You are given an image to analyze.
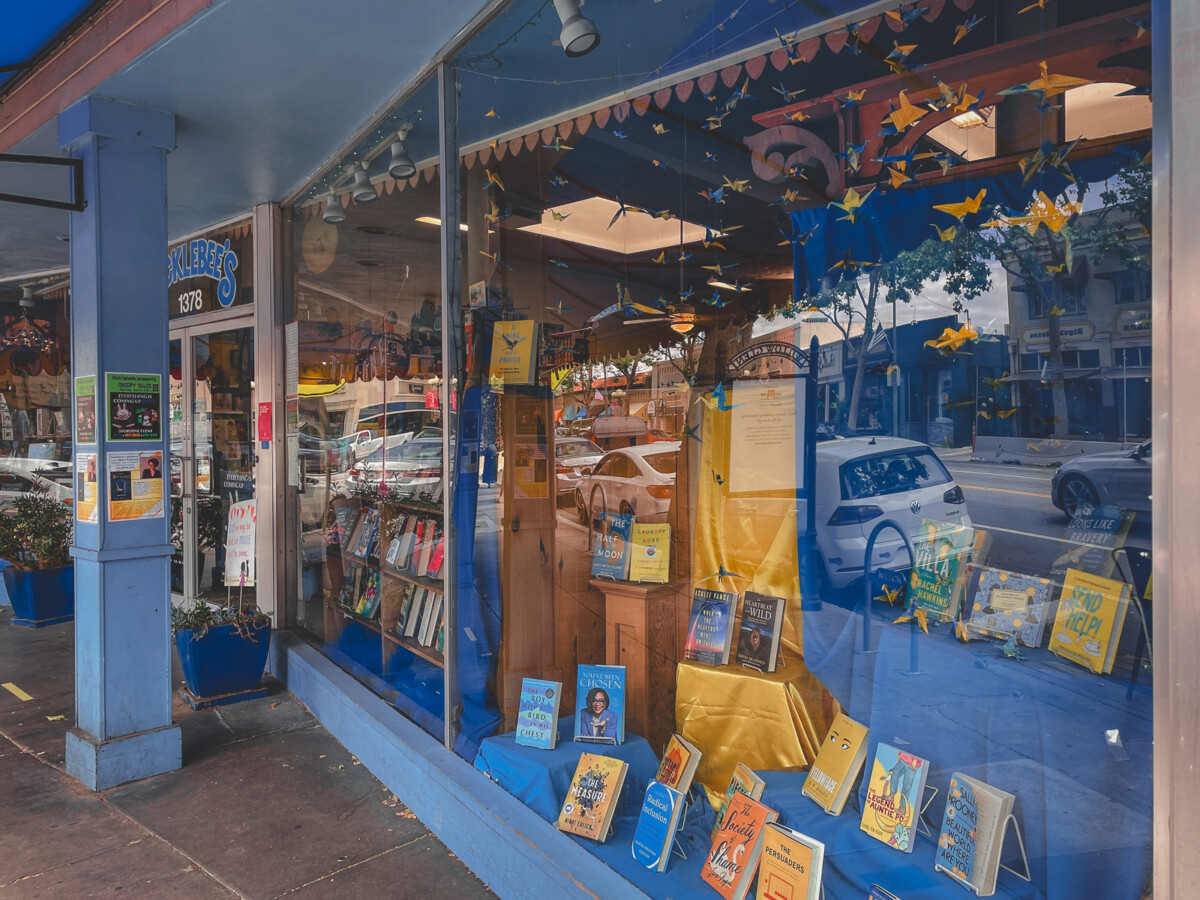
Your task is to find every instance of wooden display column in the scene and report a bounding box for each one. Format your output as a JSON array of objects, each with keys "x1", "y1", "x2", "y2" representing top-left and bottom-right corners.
[{"x1": 590, "y1": 578, "x2": 682, "y2": 753}]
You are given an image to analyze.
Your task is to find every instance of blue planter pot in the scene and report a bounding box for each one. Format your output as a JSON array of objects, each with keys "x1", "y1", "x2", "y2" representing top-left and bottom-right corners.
[
  {"x1": 174, "y1": 622, "x2": 271, "y2": 708},
  {"x1": 5, "y1": 565, "x2": 73, "y2": 627}
]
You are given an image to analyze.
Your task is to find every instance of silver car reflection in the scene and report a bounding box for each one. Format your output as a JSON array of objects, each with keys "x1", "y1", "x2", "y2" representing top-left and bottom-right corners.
[{"x1": 1051, "y1": 440, "x2": 1151, "y2": 517}]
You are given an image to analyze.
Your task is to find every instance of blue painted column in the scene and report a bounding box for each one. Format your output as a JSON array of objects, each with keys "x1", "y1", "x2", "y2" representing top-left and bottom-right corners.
[{"x1": 59, "y1": 98, "x2": 180, "y2": 790}]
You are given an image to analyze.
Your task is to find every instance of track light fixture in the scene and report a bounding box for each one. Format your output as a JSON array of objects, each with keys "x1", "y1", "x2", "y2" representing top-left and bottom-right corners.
[
  {"x1": 389, "y1": 124, "x2": 416, "y2": 179},
  {"x1": 552, "y1": 0, "x2": 600, "y2": 58},
  {"x1": 352, "y1": 163, "x2": 378, "y2": 204},
  {"x1": 323, "y1": 195, "x2": 346, "y2": 224}
]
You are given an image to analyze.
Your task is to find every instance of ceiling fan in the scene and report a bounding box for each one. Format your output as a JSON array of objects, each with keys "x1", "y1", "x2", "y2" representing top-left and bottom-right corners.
[{"x1": 621, "y1": 303, "x2": 728, "y2": 334}]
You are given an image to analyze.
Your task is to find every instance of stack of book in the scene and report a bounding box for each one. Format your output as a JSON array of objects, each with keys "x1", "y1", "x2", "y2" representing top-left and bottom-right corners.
[
  {"x1": 384, "y1": 513, "x2": 443, "y2": 579},
  {"x1": 395, "y1": 583, "x2": 445, "y2": 652}
]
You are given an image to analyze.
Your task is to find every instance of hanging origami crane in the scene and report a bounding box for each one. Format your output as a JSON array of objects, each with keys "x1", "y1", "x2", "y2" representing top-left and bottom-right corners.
[
  {"x1": 880, "y1": 91, "x2": 928, "y2": 133},
  {"x1": 778, "y1": 225, "x2": 819, "y2": 247},
  {"x1": 829, "y1": 251, "x2": 878, "y2": 274},
  {"x1": 924, "y1": 324, "x2": 979, "y2": 356},
  {"x1": 886, "y1": 5, "x2": 925, "y2": 29},
  {"x1": 542, "y1": 136, "x2": 572, "y2": 152},
  {"x1": 998, "y1": 61, "x2": 1093, "y2": 112},
  {"x1": 483, "y1": 169, "x2": 504, "y2": 191},
  {"x1": 829, "y1": 185, "x2": 875, "y2": 223},
  {"x1": 983, "y1": 372, "x2": 1010, "y2": 390},
  {"x1": 932, "y1": 189, "x2": 987, "y2": 220},
  {"x1": 836, "y1": 142, "x2": 868, "y2": 174},
  {"x1": 931, "y1": 223, "x2": 957, "y2": 242},
  {"x1": 545, "y1": 297, "x2": 575, "y2": 316},
  {"x1": 953, "y1": 14, "x2": 984, "y2": 44}
]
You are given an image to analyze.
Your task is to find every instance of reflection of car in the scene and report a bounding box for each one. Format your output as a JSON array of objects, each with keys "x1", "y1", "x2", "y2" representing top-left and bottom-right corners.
[
  {"x1": 1051, "y1": 440, "x2": 1151, "y2": 517},
  {"x1": 345, "y1": 437, "x2": 442, "y2": 495},
  {"x1": 554, "y1": 438, "x2": 604, "y2": 500},
  {"x1": 812, "y1": 437, "x2": 972, "y2": 589},
  {"x1": 574, "y1": 442, "x2": 680, "y2": 524},
  {"x1": 0, "y1": 461, "x2": 73, "y2": 511}
]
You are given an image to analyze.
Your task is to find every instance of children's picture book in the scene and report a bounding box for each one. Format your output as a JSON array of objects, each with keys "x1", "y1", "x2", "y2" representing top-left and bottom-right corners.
[
  {"x1": 934, "y1": 772, "x2": 1017, "y2": 897},
  {"x1": 556, "y1": 752, "x2": 628, "y2": 842},
  {"x1": 736, "y1": 591, "x2": 786, "y2": 673},
  {"x1": 628, "y1": 523, "x2": 670, "y2": 583},
  {"x1": 908, "y1": 520, "x2": 975, "y2": 621},
  {"x1": 353, "y1": 569, "x2": 382, "y2": 619},
  {"x1": 756, "y1": 823, "x2": 824, "y2": 900},
  {"x1": 684, "y1": 589, "x2": 737, "y2": 666},
  {"x1": 574, "y1": 664, "x2": 626, "y2": 745},
  {"x1": 710, "y1": 763, "x2": 766, "y2": 842},
  {"x1": 860, "y1": 743, "x2": 930, "y2": 853},
  {"x1": 515, "y1": 678, "x2": 562, "y2": 751},
  {"x1": 630, "y1": 780, "x2": 686, "y2": 873},
  {"x1": 1049, "y1": 568, "x2": 1131, "y2": 674},
  {"x1": 655, "y1": 733, "x2": 701, "y2": 795},
  {"x1": 964, "y1": 565, "x2": 1053, "y2": 647},
  {"x1": 701, "y1": 793, "x2": 778, "y2": 900},
  {"x1": 802, "y1": 712, "x2": 869, "y2": 816},
  {"x1": 591, "y1": 512, "x2": 634, "y2": 580}
]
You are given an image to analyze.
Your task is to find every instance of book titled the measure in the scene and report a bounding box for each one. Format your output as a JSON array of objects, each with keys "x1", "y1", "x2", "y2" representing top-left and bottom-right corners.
[
  {"x1": 556, "y1": 752, "x2": 628, "y2": 842},
  {"x1": 514, "y1": 678, "x2": 562, "y2": 750},
  {"x1": 684, "y1": 588, "x2": 737, "y2": 666}
]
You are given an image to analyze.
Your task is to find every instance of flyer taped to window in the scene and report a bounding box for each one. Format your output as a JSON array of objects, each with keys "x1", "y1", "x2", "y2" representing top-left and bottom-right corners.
[{"x1": 107, "y1": 450, "x2": 165, "y2": 521}]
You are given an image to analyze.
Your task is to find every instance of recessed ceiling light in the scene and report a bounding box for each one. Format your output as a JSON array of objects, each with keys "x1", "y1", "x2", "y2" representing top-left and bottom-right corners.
[
  {"x1": 357, "y1": 225, "x2": 388, "y2": 235},
  {"x1": 355, "y1": 259, "x2": 380, "y2": 267},
  {"x1": 415, "y1": 216, "x2": 470, "y2": 232},
  {"x1": 950, "y1": 109, "x2": 986, "y2": 129}
]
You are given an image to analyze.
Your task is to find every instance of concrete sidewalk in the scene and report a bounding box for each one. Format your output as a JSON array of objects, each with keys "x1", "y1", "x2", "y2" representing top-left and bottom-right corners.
[{"x1": 0, "y1": 607, "x2": 495, "y2": 899}]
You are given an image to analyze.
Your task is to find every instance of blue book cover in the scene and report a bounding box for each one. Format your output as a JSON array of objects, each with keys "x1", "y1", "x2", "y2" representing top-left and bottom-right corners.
[
  {"x1": 515, "y1": 678, "x2": 562, "y2": 750},
  {"x1": 631, "y1": 780, "x2": 685, "y2": 872},
  {"x1": 590, "y1": 512, "x2": 634, "y2": 580},
  {"x1": 935, "y1": 773, "x2": 978, "y2": 886},
  {"x1": 684, "y1": 589, "x2": 736, "y2": 665},
  {"x1": 575, "y1": 664, "x2": 626, "y2": 745}
]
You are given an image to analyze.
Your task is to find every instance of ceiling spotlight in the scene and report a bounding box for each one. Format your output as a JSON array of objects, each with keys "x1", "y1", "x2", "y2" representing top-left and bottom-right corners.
[
  {"x1": 20, "y1": 287, "x2": 34, "y2": 308},
  {"x1": 389, "y1": 124, "x2": 416, "y2": 179},
  {"x1": 323, "y1": 195, "x2": 346, "y2": 224},
  {"x1": 352, "y1": 163, "x2": 378, "y2": 204},
  {"x1": 552, "y1": 0, "x2": 600, "y2": 58}
]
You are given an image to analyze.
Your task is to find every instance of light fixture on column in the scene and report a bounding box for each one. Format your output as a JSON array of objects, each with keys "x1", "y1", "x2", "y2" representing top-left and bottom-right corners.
[
  {"x1": 352, "y1": 163, "x2": 378, "y2": 204},
  {"x1": 553, "y1": 0, "x2": 600, "y2": 57},
  {"x1": 389, "y1": 124, "x2": 416, "y2": 179},
  {"x1": 323, "y1": 194, "x2": 346, "y2": 224}
]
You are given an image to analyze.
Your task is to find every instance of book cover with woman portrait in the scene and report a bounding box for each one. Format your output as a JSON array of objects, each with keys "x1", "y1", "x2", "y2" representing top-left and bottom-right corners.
[{"x1": 574, "y1": 664, "x2": 626, "y2": 745}]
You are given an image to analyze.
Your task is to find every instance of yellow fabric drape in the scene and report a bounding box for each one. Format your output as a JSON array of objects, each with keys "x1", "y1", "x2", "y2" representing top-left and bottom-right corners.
[{"x1": 677, "y1": 391, "x2": 838, "y2": 802}]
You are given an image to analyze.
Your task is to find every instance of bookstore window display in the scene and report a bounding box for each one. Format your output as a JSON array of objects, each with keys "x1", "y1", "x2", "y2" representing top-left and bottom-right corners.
[
  {"x1": 451, "y1": 0, "x2": 1155, "y2": 899},
  {"x1": 286, "y1": 78, "x2": 453, "y2": 744}
]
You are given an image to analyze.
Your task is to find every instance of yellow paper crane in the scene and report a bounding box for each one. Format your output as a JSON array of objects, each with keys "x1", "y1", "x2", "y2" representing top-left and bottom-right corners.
[
  {"x1": 884, "y1": 90, "x2": 929, "y2": 131},
  {"x1": 829, "y1": 185, "x2": 875, "y2": 224},
  {"x1": 933, "y1": 189, "x2": 987, "y2": 220},
  {"x1": 888, "y1": 163, "x2": 912, "y2": 188},
  {"x1": 924, "y1": 324, "x2": 979, "y2": 356},
  {"x1": 932, "y1": 223, "x2": 957, "y2": 242},
  {"x1": 1000, "y1": 60, "x2": 1093, "y2": 103},
  {"x1": 1004, "y1": 191, "x2": 1079, "y2": 235}
]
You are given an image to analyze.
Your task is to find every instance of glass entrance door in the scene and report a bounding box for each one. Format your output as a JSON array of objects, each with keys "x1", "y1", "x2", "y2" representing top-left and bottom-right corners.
[{"x1": 170, "y1": 321, "x2": 256, "y2": 605}]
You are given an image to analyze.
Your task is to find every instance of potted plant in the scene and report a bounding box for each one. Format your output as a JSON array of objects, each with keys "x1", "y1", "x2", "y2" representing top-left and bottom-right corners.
[
  {"x1": 0, "y1": 491, "x2": 74, "y2": 627},
  {"x1": 171, "y1": 598, "x2": 272, "y2": 709}
]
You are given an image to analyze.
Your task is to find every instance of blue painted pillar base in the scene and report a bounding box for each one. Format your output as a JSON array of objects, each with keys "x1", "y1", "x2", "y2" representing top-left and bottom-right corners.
[{"x1": 66, "y1": 723, "x2": 182, "y2": 791}]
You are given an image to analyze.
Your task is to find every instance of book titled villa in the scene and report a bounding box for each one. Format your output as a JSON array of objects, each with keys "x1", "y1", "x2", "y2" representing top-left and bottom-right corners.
[
  {"x1": 701, "y1": 793, "x2": 778, "y2": 900},
  {"x1": 1049, "y1": 568, "x2": 1131, "y2": 674},
  {"x1": 556, "y1": 752, "x2": 628, "y2": 842},
  {"x1": 802, "y1": 712, "x2": 869, "y2": 816},
  {"x1": 590, "y1": 512, "x2": 634, "y2": 580},
  {"x1": 860, "y1": 743, "x2": 930, "y2": 853},
  {"x1": 965, "y1": 565, "x2": 1053, "y2": 647},
  {"x1": 574, "y1": 664, "x2": 626, "y2": 745},
  {"x1": 684, "y1": 588, "x2": 737, "y2": 666},
  {"x1": 934, "y1": 772, "x2": 1017, "y2": 897},
  {"x1": 515, "y1": 678, "x2": 562, "y2": 750},
  {"x1": 736, "y1": 591, "x2": 786, "y2": 673},
  {"x1": 655, "y1": 733, "x2": 701, "y2": 795},
  {"x1": 630, "y1": 780, "x2": 686, "y2": 872},
  {"x1": 756, "y1": 823, "x2": 824, "y2": 900},
  {"x1": 909, "y1": 520, "x2": 975, "y2": 621},
  {"x1": 711, "y1": 763, "x2": 766, "y2": 843},
  {"x1": 628, "y1": 523, "x2": 670, "y2": 583}
]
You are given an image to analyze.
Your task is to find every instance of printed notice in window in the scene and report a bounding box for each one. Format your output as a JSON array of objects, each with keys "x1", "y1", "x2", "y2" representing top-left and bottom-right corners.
[{"x1": 729, "y1": 380, "x2": 802, "y2": 495}]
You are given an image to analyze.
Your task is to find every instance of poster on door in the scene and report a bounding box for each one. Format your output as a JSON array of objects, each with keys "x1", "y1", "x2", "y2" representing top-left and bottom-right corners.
[
  {"x1": 106, "y1": 450, "x2": 165, "y2": 521},
  {"x1": 224, "y1": 499, "x2": 256, "y2": 587},
  {"x1": 75, "y1": 452, "x2": 98, "y2": 524}
]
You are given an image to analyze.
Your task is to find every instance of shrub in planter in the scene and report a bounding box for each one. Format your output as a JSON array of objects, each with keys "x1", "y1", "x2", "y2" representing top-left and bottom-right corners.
[
  {"x1": 171, "y1": 599, "x2": 273, "y2": 708},
  {"x1": 0, "y1": 492, "x2": 74, "y2": 627}
]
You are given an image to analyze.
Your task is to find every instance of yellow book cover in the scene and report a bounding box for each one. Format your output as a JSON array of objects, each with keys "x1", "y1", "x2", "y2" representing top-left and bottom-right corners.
[
  {"x1": 556, "y1": 752, "x2": 628, "y2": 842},
  {"x1": 488, "y1": 320, "x2": 537, "y2": 386},
  {"x1": 655, "y1": 733, "x2": 699, "y2": 793},
  {"x1": 802, "y1": 713, "x2": 869, "y2": 815},
  {"x1": 757, "y1": 823, "x2": 824, "y2": 900},
  {"x1": 628, "y1": 524, "x2": 670, "y2": 583},
  {"x1": 1049, "y1": 568, "x2": 1130, "y2": 674}
]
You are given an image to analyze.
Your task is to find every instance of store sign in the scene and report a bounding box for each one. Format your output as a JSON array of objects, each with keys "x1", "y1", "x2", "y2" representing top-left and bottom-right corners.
[
  {"x1": 1115, "y1": 309, "x2": 1151, "y2": 337},
  {"x1": 168, "y1": 235, "x2": 247, "y2": 319},
  {"x1": 1021, "y1": 322, "x2": 1094, "y2": 345}
]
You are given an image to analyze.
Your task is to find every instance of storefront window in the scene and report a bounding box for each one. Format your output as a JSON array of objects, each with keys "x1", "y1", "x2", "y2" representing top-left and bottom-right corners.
[
  {"x1": 287, "y1": 77, "x2": 447, "y2": 741},
  {"x1": 445, "y1": 0, "x2": 1154, "y2": 897}
]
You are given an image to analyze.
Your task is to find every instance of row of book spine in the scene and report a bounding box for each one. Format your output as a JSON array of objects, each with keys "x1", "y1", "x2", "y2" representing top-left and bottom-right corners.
[
  {"x1": 396, "y1": 583, "x2": 445, "y2": 652},
  {"x1": 384, "y1": 514, "x2": 444, "y2": 580}
]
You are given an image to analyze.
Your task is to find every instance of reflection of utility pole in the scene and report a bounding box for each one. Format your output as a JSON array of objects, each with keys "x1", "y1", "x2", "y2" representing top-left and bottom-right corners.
[{"x1": 891, "y1": 298, "x2": 898, "y2": 437}]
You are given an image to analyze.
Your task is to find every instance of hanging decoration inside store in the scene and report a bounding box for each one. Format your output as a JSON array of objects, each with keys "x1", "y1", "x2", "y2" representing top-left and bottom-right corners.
[{"x1": 0, "y1": 287, "x2": 66, "y2": 379}]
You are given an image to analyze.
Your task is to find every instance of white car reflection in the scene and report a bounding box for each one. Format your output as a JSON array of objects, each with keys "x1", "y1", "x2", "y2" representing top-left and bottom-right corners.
[{"x1": 574, "y1": 442, "x2": 679, "y2": 524}]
